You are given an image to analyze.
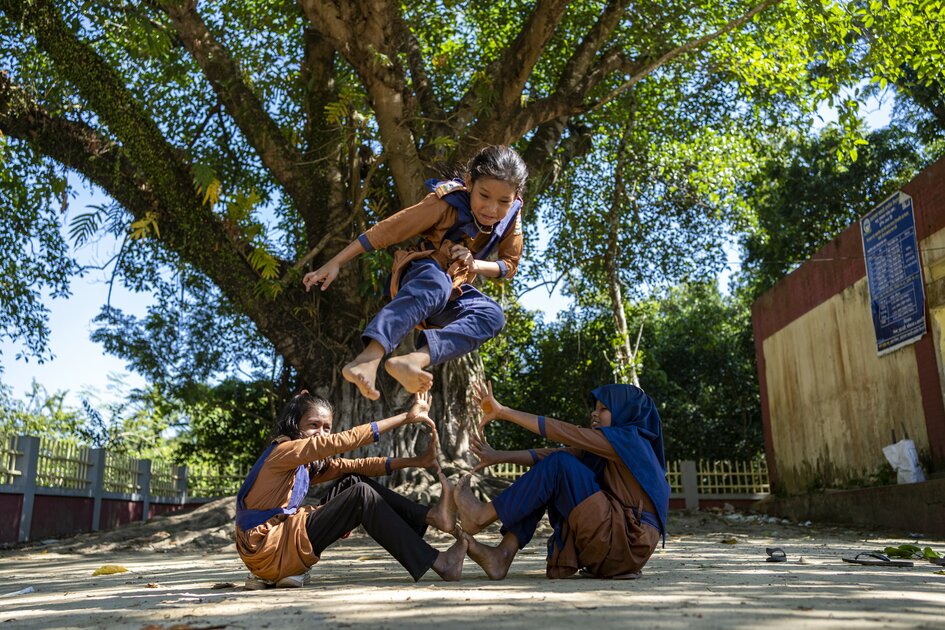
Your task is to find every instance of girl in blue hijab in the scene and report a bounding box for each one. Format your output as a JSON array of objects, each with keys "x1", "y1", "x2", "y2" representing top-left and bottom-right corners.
[{"x1": 455, "y1": 382, "x2": 669, "y2": 579}]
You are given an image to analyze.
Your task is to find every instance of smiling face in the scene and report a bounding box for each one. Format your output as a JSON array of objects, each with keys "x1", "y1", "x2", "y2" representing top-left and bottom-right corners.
[
  {"x1": 466, "y1": 176, "x2": 517, "y2": 227},
  {"x1": 590, "y1": 400, "x2": 612, "y2": 429},
  {"x1": 299, "y1": 405, "x2": 333, "y2": 439}
]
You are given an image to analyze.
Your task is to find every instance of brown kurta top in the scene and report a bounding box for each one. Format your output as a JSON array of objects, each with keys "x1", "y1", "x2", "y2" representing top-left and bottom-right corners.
[
  {"x1": 532, "y1": 418, "x2": 661, "y2": 578},
  {"x1": 235, "y1": 424, "x2": 389, "y2": 581},
  {"x1": 360, "y1": 190, "x2": 524, "y2": 298}
]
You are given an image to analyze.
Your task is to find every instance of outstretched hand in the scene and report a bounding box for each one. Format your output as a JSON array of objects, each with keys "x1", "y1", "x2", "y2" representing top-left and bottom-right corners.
[
  {"x1": 470, "y1": 433, "x2": 500, "y2": 473},
  {"x1": 472, "y1": 381, "x2": 503, "y2": 437},
  {"x1": 302, "y1": 260, "x2": 340, "y2": 292},
  {"x1": 407, "y1": 391, "x2": 431, "y2": 421},
  {"x1": 405, "y1": 391, "x2": 436, "y2": 434},
  {"x1": 414, "y1": 426, "x2": 441, "y2": 472}
]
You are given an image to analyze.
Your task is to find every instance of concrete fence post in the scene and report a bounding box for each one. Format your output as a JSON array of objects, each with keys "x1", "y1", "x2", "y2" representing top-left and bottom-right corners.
[
  {"x1": 14, "y1": 436, "x2": 40, "y2": 543},
  {"x1": 89, "y1": 448, "x2": 106, "y2": 532},
  {"x1": 177, "y1": 464, "x2": 188, "y2": 505},
  {"x1": 140, "y1": 459, "x2": 152, "y2": 522},
  {"x1": 681, "y1": 460, "x2": 699, "y2": 510}
]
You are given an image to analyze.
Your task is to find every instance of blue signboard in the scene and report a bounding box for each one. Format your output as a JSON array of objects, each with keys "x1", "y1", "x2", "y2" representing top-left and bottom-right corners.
[{"x1": 860, "y1": 192, "x2": 926, "y2": 355}]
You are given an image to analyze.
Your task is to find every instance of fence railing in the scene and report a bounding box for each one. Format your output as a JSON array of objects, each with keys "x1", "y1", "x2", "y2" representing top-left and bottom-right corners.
[
  {"x1": 187, "y1": 462, "x2": 251, "y2": 498},
  {"x1": 0, "y1": 434, "x2": 224, "y2": 542},
  {"x1": 1, "y1": 432, "x2": 770, "y2": 542},
  {"x1": 1, "y1": 434, "x2": 20, "y2": 486},
  {"x1": 492, "y1": 457, "x2": 769, "y2": 509}
]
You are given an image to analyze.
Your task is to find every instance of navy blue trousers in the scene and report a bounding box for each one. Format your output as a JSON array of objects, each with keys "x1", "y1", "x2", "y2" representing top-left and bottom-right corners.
[
  {"x1": 306, "y1": 475, "x2": 436, "y2": 582},
  {"x1": 491, "y1": 451, "x2": 600, "y2": 551},
  {"x1": 361, "y1": 258, "x2": 506, "y2": 366}
]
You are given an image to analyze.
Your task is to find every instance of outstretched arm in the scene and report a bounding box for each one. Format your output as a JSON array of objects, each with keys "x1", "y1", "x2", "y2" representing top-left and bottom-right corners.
[
  {"x1": 302, "y1": 239, "x2": 366, "y2": 291},
  {"x1": 470, "y1": 434, "x2": 544, "y2": 472},
  {"x1": 269, "y1": 394, "x2": 434, "y2": 469},
  {"x1": 304, "y1": 195, "x2": 445, "y2": 292},
  {"x1": 473, "y1": 381, "x2": 617, "y2": 460}
]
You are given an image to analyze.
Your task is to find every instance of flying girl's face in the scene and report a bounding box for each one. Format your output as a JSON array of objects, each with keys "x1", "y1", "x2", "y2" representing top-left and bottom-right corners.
[
  {"x1": 466, "y1": 176, "x2": 517, "y2": 228},
  {"x1": 299, "y1": 406, "x2": 333, "y2": 439},
  {"x1": 590, "y1": 400, "x2": 612, "y2": 429}
]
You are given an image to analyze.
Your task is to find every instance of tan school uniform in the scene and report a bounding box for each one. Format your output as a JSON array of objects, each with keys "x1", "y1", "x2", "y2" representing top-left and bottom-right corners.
[
  {"x1": 235, "y1": 425, "x2": 388, "y2": 581},
  {"x1": 359, "y1": 189, "x2": 524, "y2": 299},
  {"x1": 531, "y1": 418, "x2": 662, "y2": 578}
]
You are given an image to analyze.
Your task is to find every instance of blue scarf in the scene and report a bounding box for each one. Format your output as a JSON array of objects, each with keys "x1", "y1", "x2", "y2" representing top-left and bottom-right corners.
[
  {"x1": 591, "y1": 384, "x2": 669, "y2": 538},
  {"x1": 235, "y1": 442, "x2": 310, "y2": 532},
  {"x1": 424, "y1": 178, "x2": 522, "y2": 260}
]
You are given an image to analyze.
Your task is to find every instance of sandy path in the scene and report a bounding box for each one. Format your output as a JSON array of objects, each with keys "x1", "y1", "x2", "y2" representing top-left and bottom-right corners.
[{"x1": 1, "y1": 512, "x2": 943, "y2": 629}]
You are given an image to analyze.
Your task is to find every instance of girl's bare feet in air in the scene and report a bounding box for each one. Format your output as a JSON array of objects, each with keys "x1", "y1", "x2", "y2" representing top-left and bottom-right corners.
[
  {"x1": 385, "y1": 351, "x2": 434, "y2": 393},
  {"x1": 426, "y1": 471, "x2": 458, "y2": 534},
  {"x1": 431, "y1": 536, "x2": 467, "y2": 581},
  {"x1": 342, "y1": 341, "x2": 384, "y2": 400},
  {"x1": 454, "y1": 474, "x2": 497, "y2": 534},
  {"x1": 462, "y1": 532, "x2": 516, "y2": 581}
]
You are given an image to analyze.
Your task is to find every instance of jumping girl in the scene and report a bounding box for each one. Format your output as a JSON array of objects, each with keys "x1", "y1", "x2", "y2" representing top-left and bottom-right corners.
[{"x1": 303, "y1": 145, "x2": 528, "y2": 400}]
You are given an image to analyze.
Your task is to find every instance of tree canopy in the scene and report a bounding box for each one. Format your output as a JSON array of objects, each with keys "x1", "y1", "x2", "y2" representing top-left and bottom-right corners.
[{"x1": 2, "y1": 0, "x2": 944, "y2": 465}]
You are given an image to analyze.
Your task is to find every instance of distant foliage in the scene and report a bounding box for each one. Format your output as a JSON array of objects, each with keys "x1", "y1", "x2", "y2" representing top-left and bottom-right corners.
[{"x1": 481, "y1": 282, "x2": 762, "y2": 460}]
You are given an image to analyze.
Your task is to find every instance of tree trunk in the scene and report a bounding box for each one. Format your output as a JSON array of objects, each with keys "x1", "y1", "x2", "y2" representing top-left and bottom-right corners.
[{"x1": 605, "y1": 109, "x2": 641, "y2": 386}]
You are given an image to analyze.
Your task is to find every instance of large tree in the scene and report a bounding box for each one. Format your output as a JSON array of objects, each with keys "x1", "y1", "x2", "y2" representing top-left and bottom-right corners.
[
  {"x1": 0, "y1": 0, "x2": 786, "y2": 467},
  {"x1": 3, "y1": 0, "x2": 942, "y2": 469}
]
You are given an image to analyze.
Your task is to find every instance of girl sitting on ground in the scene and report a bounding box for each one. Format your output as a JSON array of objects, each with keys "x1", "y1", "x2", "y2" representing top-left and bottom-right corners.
[
  {"x1": 454, "y1": 382, "x2": 669, "y2": 580},
  {"x1": 235, "y1": 391, "x2": 465, "y2": 587}
]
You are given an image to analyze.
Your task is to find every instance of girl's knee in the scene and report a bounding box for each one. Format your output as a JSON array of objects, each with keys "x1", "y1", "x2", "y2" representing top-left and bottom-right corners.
[
  {"x1": 481, "y1": 299, "x2": 506, "y2": 336},
  {"x1": 351, "y1": 481, "x2": 380, "y2": 504},
  {"x1": 540, "y1": 451, "x2": 587, "y2": 476}
]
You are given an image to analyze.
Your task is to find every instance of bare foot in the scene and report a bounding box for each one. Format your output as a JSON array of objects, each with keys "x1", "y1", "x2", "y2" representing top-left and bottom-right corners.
[
  {"x1": 426, "y1": 471, "x2": 457, "y2": 534},
  {"x1": 385, "y1": 352, "x2": 434, "y2": 393},
  {"x1": 431, "y1": 536, "x2": 467, "y2": 582},
  {"x1": 342, "y1": 356, "x2": 381, "y2": 400},
  {"x1": 463, "y1": 532, "x2": 514, "y2": 580},
  {"x1": 454, "y1": 474, "x2": 496, "y2": 534}
]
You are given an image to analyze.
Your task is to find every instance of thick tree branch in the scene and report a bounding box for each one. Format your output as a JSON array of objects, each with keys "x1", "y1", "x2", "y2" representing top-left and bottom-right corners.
[
  {"x1": 498, "y1": 0, "x2": 782, "y2": 143},
  {"x1": 300, "y1": 25, "x2": 346, "y2": 235},
  {"x1": 456, "y1": 0, "x2": 628, "y2": 156},
  {"x1": 156, "y1": 0, "x2": 314, "y2": 212},
  {"x1": 0, "y1": 0, "x2": 195, "y2": 213},
  {"x1": 0, "y1": 4, "x2": 321, "y2": 372},
  {"x1": 453, "y1": 0, "x2": 570, "y2": 130},
  {"x1": 554, "y1": 0, "x2": 632, "y2": 95},
  {"x1": 590, "y1": 0, "x2": 784, "y2": 111},
  {"x1": 394, "y1": 16, "x2": 446, "y2": 128},
  {"x1": 299, "y1": 0, "x2": 426, "y2": 204},
  {"x1": 0, "y1": 72, "x2": 158, "y2": 221},
  {"x1": 522, "y1": 118, "x2": 594, "y2": 200}
]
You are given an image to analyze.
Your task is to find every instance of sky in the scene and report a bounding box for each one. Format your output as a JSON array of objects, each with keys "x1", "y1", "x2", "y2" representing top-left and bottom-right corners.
[{"x1": 0, "y1": 92, "x2": 895, "y2": 410}]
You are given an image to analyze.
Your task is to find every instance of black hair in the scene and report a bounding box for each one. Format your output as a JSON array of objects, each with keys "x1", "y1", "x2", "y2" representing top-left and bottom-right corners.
[
  {"x1": 273, "y1": 390, "x2": 334, "y2": 440},
  {"x1": 466, "y1": 145, "x2": 528, "y2": 195}
]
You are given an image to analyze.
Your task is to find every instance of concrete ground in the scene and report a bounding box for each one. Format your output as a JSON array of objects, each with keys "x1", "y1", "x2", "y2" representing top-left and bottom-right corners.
[{"x1": 1, "y1": 510, "x2": 943, "y2": 629}]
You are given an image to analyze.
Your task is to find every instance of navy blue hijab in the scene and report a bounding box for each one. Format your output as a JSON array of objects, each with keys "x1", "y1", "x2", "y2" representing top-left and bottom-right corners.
[{"x1": 592, "y1": 384, "x2": 669, "y2": 538}]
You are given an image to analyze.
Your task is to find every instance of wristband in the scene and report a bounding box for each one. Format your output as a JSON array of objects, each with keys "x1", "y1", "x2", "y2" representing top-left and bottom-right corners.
[
  {"x1": 528, "y1": 448, "x2": 538, "y2": 465},
  {"x1": 385, "y1": 457, "x2": 393, "y2": 475},
  {"x1": 370, "y1": 421, "x2": 380, "y2": 443},
  {"x1": 537, "y1": 415, "x2": 547, "y2": 438}
]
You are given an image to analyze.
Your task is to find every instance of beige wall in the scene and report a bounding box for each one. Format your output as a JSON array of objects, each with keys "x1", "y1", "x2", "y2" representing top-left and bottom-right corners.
[{"x1": 763, "y1": 278, "x2": 931, "y2": 493}]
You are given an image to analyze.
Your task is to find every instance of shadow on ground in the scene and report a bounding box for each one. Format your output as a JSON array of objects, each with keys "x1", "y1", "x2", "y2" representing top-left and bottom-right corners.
[{"x1": 1, "y1": 510, "x2": 943, "y2": 629}]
